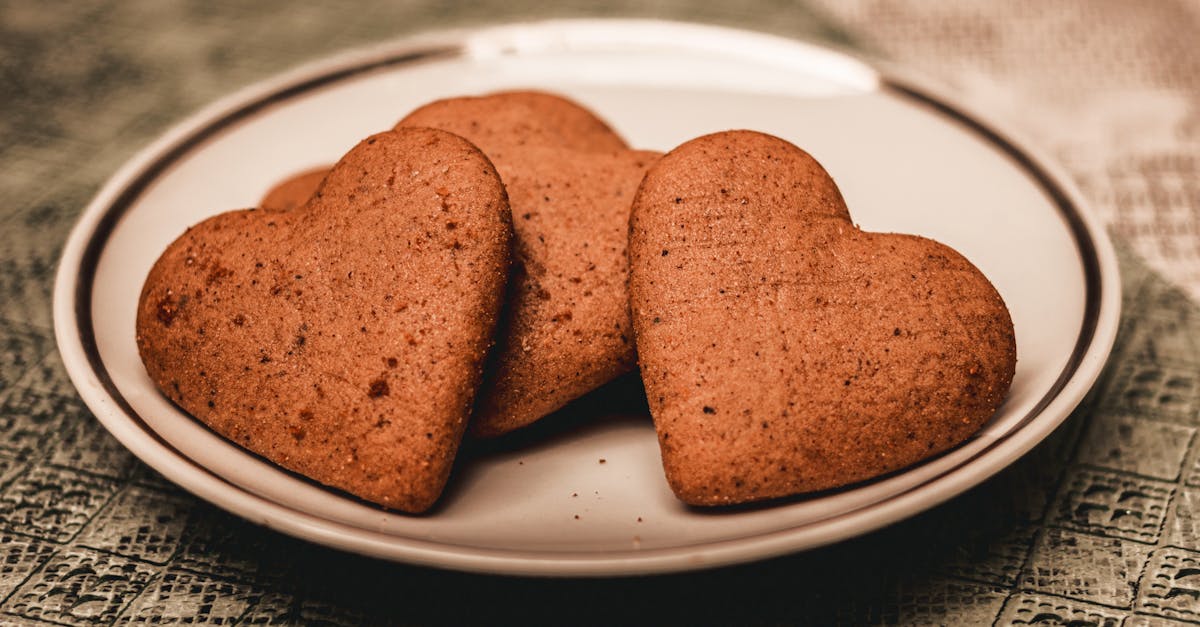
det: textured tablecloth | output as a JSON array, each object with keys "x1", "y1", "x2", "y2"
[{"x1": 2, "y1": 2, "x2": 1199, "y2": 624}]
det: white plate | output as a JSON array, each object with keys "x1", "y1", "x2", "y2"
[{"x1": 54, "y1": 19, "x2": 1120, "y2": 576}]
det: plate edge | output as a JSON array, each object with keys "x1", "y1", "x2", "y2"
[{"x1": 51, "y1": 18, "x2": 1122, "y2": 577}]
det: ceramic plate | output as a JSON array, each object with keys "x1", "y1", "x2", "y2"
[{"x1": 54, "y1": 19, "x2": 1120, "y2": 576}]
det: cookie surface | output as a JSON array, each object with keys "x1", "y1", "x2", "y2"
[
  {"x1": 395, "y1": 92, "x2": 657, "y2": 436},
  {"x1": 136, "y1": 128, "x2": 511, "y2": 512},
  {"x1": 629, "y1": 130, "x2": 1016, "y2": 506}
]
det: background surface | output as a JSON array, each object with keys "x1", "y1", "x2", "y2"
[{"x1": 2, "y1": 1, "x2": 1199, "y2": 624}]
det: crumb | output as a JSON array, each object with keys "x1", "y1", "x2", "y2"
[
  {"x1": 598, "y1": 458, "x2": 606, "y2": 464},
  {"x1": 367, "y1": 378, "x2": 389, "y2": 398}
]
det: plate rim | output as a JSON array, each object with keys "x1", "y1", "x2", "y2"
[{"x1": 52, "y1": 18, "x2": 1121, "y2": 576}]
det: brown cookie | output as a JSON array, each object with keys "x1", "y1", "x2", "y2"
[
  {"x1": 252, "y1": 91, "x2": 652, "y2": 436},
  {"x1": 259, "y1": 167, "x2": 328, "y2": 212},
  {"x1": 463, "y1": 147, "x2": 660, "y2": 436},
  {"x1": 628, "y1": 130, "x2": 1016, "y2": 506},
  {"x1": 136, "y1": 128, "x2": 512, "y2": 512},
  {"x1": 395, "y1": 93, "x2": 657, "y2": 436}
]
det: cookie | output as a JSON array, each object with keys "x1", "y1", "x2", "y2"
[
  {"x1": 628, "y1": 130, "x2": 1016, "y2": 506},
  {"x1": 395, "y1": 92, "x2": 657, "y2": 436},
  {"x1": 462, "y1": 147, "x2": 660, "y2": 436},
  {"x1": 259, "y1": 167, "x2": 328, "y2": 212},
  {"x1": 251, "y1": 91, "x2": 653, "y2": 436},
  {"x1": 136, "y1": 127, "x2": 512, "y2": 512}
]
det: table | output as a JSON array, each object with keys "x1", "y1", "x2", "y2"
[{"x1": 2, "y1": 1, "x2": 1198, "y2": 624}]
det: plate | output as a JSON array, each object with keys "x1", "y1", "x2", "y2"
[{"x1": 54, "y1": 19, "x2": 1120, "y2": 576}]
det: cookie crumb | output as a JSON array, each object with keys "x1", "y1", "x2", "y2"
[
  {"x1": 156, "y1": 296, "x2": 178, "y2": 326},
  {"x1": 367, "y1": 378, "x2": 390, "y2": 398}
]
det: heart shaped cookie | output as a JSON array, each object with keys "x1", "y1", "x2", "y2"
[
  {"x1": 136, "y1": 128, "x2": 512, "y2": 512},
  {"x1": 396, "y1": 92, "x2": 659, "y2": 436},
  {"x1": 259, "y1": 91, "x2": 658, "y2": 437},
  {"x1": 460, "y1": 146, "x2": 660, "y2": 436},
  {"x1": 628, "y1": 130, "x2": 1016, "y2": 506}
]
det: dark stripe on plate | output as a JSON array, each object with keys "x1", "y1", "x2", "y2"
[{"x1": 883, "y1": 77, "x2": 1104, "y2": 439}]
